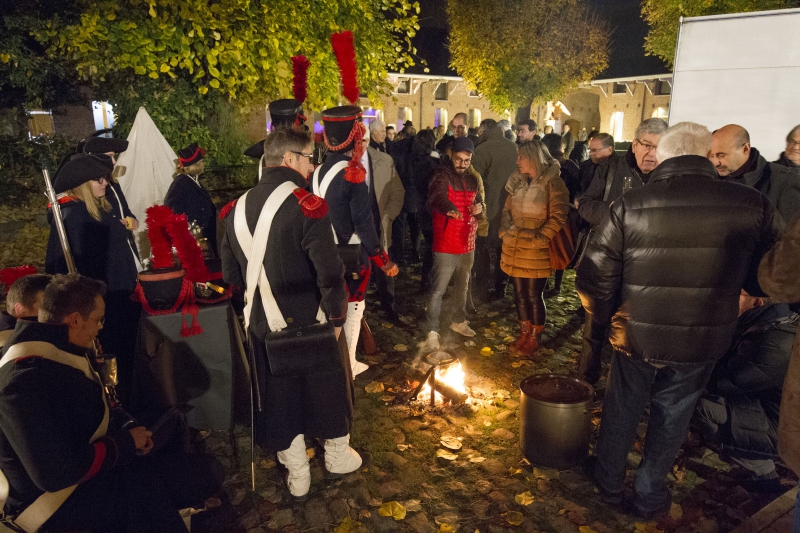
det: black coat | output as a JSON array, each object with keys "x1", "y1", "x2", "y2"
[
  {"x1": 722, "y1": 148, "x2": 800, "y2": 225},
  {"x1": 164, "y1": 174, "x2": 218, "y2": 256},
  {"x1": 577, "y1": 158, "x2": 599, "y2": 196},
  {"x1": 576, "y1": 155, "x2": 783, "y2": 367},
  {"x1": 558, "y1": 157, "x2": 580, "y2": 204},
  {"x1": 774, "y1": 152, "x2": 800, "y2": 178},
  {"x1": 408, "y1": 152, "x2": 441, "y2": 232},
  {"x1": 220, "y1": 166, "x2": 352, "y2": 451},
  {"x1": 45, "y1": 199, "x2": 138, "y2": 293},
  {"x1": 707, "y1": 303, "x2": 798, "y2": 459},
  {"x1": 0, "y1": 320, "x2": 137, "y2": 510},
  {"x1": 318, "y1": 152, "x2": 384, "y2": 300},
  {"x1": 578, "y1": 148, "x2": 648, "y2": 227}
]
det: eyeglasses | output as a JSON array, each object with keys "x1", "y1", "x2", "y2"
[
  {"x1": 788, "y1": 140, "x2": 800, "y2": 147},
  {"x1": 635, "y1": 139, "x2": 657, "y2": 153},
  {"x1": 589, "y1": 147, "x2": 611, "y2": 154},
  {"x1": 92, "y1": 177, "x2": 108, "y2": 184},
  {"x1": 453, "y1": 156, "x2": 472, "y2": 165},
  {"x1": 291, "y1": 151, "x2": 314, "y2": 160}
]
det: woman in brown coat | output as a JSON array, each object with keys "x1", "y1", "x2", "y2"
[{"x1": 499, "y1": 140, "x2": 569, "y2": 356}]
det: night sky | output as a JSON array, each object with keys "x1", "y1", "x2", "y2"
[{"x1": 408, "y1": 0, "x2": 669, "y2": 79}]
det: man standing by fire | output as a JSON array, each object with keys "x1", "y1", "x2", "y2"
[{"x1": 313, "y1": 32, "x2": 398, "y2": 378}]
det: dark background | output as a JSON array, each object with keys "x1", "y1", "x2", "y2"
[{"x1": 408, "y1": 0, "x2": 669, "y2": 78}]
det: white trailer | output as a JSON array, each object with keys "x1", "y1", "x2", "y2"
[{"x1": 668, "y1": 8, "x2": 800, "y2": 161}]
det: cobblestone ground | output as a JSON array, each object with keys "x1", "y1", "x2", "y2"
[{"x1": 195, "y1": 265, "x2": 798, "y2": 533}]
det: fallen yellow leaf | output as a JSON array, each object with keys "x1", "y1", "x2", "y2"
[
  {"x1": 365, "y1": 381, "x2": 384, "y2": 394},
  {"x1": 382, "y1": 323, "x2": 394, "y2": 329},
  {"x1": 394, "y1": 344, "x2": 408, "y2": 352},
  {"x1": 436, "y1": 449, "x2": 458, "y2": 460},
  {"x1": 502, "y1": 511, "x2": 524, "y2": 526},
  {"x1": 515, "y1": 491, "x2": 535, "y2": 506},
  {"x1": 480, "y1": 347, "x2": 494, "y2": 357},
  {"x1": 378, "y1": 501, "x2": 406, "y2": 520},
  {"x1": 334, "y1": 516, "x2": 358, "y2": 533},
  {"x1": 438, "y1": 525, "x2": 455, "y2": 533},
  {"x1": 440, "y1": 436, "x2": 462, "y2": 450},
  {"x1": 579, "y1": 527, "x2": 598, "y2": 533}
]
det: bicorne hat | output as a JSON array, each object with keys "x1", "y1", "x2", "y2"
[
  {"x1": 178, "y1": 143, "x2": 206, "y2": 167},
  {"x1": 78, "y1": 129, "x2": 129, "y2": 155},
  {"x1": 53, "y1": 153, "x2": 115, "y2": 194}
]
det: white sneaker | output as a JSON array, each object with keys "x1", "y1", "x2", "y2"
[
  {"x1": 450, "y1": 320, "x2": 476, "y2": 337},
  {"x1": 421, "y1": 330, "x2": 440, "y2": 353}
]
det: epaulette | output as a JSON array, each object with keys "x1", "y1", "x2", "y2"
[
  {"x1": 343, "y1": 161, "x2": 366, "y2": 184},
  {"x1": 293, "y1": 188, "x2": 328, "y2": 219},
  {"x1": 219, "y1": 199, "x2": 237, "y2": 220}
]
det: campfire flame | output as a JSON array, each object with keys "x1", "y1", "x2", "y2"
[{"x1": 417, "y1": 361, "x2": 469, "y2": 404}]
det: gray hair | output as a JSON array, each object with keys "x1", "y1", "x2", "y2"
[
  {"x1": 369, "y1": 120, "x2": 385, "y2": 133},
  {"x1": 497, "y1": 119, "x2": 512, "y2": 131},
  {"x1": 635, "y1": 118, "x2": 668, "y2": 141},
  {"x1": 655, "y1": 121, "x2": 711, "y2": 163},
  {"x1": 787, "y1": 124, "x2": 800, "y2": 143}
]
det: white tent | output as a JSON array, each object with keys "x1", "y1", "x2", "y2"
[{"x1": 113, "y1": 107, "x2": 178, "y2": 259}]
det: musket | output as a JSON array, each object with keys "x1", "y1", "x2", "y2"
[{"x1": 42, "y1": 168, "x2": 76, "y2": 274}]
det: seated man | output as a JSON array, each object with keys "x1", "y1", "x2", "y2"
[
  {"x1": 692, "y1": 290, "x2": 797, "y2": 492},
  {"x1": 0, "y1": 274, "x2": 223, "y2": 532},
  {"x1": 0, "y1": 272, "x2": 50, "y2": 347}
]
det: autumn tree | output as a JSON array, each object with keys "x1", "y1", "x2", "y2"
[
  {"x1": 447, "y1": 0, "x2": 608, "y2": 113},
  {"x1": 642, "y1": 0, "x2": 799, "y2": 67}
]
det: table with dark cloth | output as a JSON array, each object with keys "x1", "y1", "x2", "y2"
[{"x1": 132, "y1": 301, "x2": 250, "y2": 431}]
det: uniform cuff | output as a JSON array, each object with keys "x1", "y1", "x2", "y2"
[{"x1": 369, "y1": 250, "x2": 390, "y2": 268}]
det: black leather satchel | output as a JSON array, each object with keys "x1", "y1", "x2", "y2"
[
  {"x1": 264, "y1": 321, "x2": 343, "y2": 376},
  {"x1": 337, "y1": 243, "x2": 362, "y2": 273}
]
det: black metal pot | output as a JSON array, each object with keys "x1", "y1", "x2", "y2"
[{"x1": 519, "y1": 374, "x2": 594, "y2": 470}]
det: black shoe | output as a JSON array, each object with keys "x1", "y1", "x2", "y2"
[
  {"x1": 544, "y1": 288, "x2": 561, "y2": 299},
  {"x1": 742, "y1": 471, "x2": 783, "y2": 493},
  {"x1": 629, "y1": 497, "x2": 672, "y2": 521},
  {"x1": 584, "y1": 456, "x2": 623, "y2": 505}
]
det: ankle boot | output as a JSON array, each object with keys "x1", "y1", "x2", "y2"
[
  {"x1": 510, "y1": 321, "x2": 532, "y2": 354},
  {"x1": 276, "y1": 434, "x2": 310, "y2": 500},
  {"x1": 324, "y1": 434, "x2": 363, "y2": 479},
  {"x1": 519, "y1": 325, "x2": 545, "y2": 358}
]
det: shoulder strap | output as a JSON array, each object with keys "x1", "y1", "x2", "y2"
[
  {"x1": 312, "y1": 162, "x2": 362, "y2": 246},
  {"x1": 601, "y1": 160, "x2": 616, "y2": 202},
  {"x1": 0, "y1": 342, "x2": 109, "y2": 532}
]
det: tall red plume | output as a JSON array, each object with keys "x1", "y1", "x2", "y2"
[
  {"x1": 0, "y1": 266, "x2": 37, "y2": 292},
  {"x1": 291, "y1": 55, "x2": 309, "y2": 104},
  {"x1": 330, "y1": 31, "x2": 359, "y2": 104}
]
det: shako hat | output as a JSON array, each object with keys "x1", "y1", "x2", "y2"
[
  {"x1": 244, "y1": 139, "x2": 267, "y2": 160},
  {"x1": 53, "y1": 153, "x2": 114, "y2": 194},
  {"x1": 321, "y1": 105, "x2": 363, "y2": 153},
  {"x1": 269, "y1": 99, "x2": 305, "y2": 130},
  {"x1": 178, "y1": 143, "x2": 206, "y2": 167}
]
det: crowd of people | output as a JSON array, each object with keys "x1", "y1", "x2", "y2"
[{"x1": 3, "y1": 97, "x2": 800, "y2": 530}]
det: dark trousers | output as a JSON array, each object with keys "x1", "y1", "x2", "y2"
[
  {"x1": 511, "y1": 277, "x2": 547, "y2": 324},
  {"x1": 44, "y1": 452, "x2": 223, "y2": 532},
  {"x1": 390, "y1": 209, "x2": 420, "y2": 263},
  {"x1": 371, "y1": 262, "x2": 396, "y2": 311},
  {"x1": 580, "y1": 312, "x2": 608, "y2": 384},
  {"x1": 472, "y1": 237, "x2": 507, "y2": 299},
  {"x1": 593, "y1": 352, "x2": 714, "y2": 513}
]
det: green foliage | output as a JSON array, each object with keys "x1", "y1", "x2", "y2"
[
  {"x1": 0, "y1": 131, "x2": 74, "y2": 200},
  {"x1": 0, "y1": 1, "x2": 86, "y2": 109},
  {"x1": 642, "y1": 0, "x2": 798, "y2": 67},
  {"x1": 43, "y1": 0, "x2": 421, "y2": 111},
  {"x1": 447, "y1": 0, "x2": 609, "y2": 111}
]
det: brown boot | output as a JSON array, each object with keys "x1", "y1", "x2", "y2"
[
  {"x1": 509, "y1": 321, "x2": 532, "y2": 355},
  {"x1": 519, "y1": 325, "x2": 545, "y2": 358}
]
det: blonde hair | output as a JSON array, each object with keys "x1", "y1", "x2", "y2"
[
  {"x1": 177, "y1": 160, "x2": 205, "y2": 176},
  {"x1": 518, "y1": 139, "x2": 556, "y2": 177},
  {"x1": 70, "y1": 181, "x2": 111, "y2": 222}
]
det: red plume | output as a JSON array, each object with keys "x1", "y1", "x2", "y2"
[
  {"x1": 330, "y1": 31, "x2": 359, "y2": 104},
  {"x1": 291, "y1": 55, "x2": 309, "y2": 104},
  {"x1": 0, "y1": 266, "x2": 37, "y2": 292}
]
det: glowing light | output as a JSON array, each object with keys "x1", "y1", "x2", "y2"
[{"x1": 417, "y1": 361, "x2": 469, "y2": 405}]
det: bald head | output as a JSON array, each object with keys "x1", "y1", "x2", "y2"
[{"x1": 710, "y1": 124, "x2": 751, "y2": 176}]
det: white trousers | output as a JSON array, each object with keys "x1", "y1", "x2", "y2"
[{"x1": 342, "y1": 300, "x2": 368, "y2": 377}]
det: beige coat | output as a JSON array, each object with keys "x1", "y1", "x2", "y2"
[
  {"x1": 759, "y1": 213, "x2": 800, "y2": 475},
  {"x1": 499, "y1": 161, "x2": 569, "y2": 278},
  {"x1": 368, "y1": 146, "x2": 405, "y2": 249}
]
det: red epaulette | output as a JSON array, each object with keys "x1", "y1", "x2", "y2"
[
  {"x1": 219, "y1": 199, "x2": 237, "y2": 220},
  {"x1": 46, "y1": 195, "x2": 79, "y2": 209},
  {"x1": 292, "y1": 188, "x2": 328, "y2": 219},
  {"x1": 343, "y1": 161, "x2": 366, "y2": 184}
]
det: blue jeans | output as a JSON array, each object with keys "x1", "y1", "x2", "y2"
[
  {"x1": 594, "y1": 352, "x2": 714, "y2": 513},
  {"x1": 426, "y1": 251, "x2": 474, "y2": 332}
]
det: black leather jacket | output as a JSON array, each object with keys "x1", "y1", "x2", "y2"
[{"x1": 576, "y1": 155, "x2": 783, "y2": 367}]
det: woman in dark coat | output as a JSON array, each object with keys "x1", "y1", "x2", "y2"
[
  {"x1": 164, "y1": 143, "x2": 217, "y2": 256},
  {"x1": 45, "y1": 153, "x2": 141, "y2": 399}
]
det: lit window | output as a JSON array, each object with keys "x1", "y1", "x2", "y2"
[
  {"x1": 28, "y1": 110, "x2": 54, "y2": 138},
  {"x1": 652, "y1": 107, "x2": 669, "y2": 120},
  {"x1": 435, "y1": 108, "x2": 449, "y2": 128},
  {"x1": 610, "y1": 111, "x2": 624, "y2": 141},
  {"x1": 397, "y1": 107, "x2": 412, "y2": 130},
  {"x1": 468, "y1": 109, "x2": 481, "y2": 129},
  {"x1": 396, "y1": 79, "x2": 410, "y2": 94},
  {"x1": 92, "y1": 101, "x2": 115, "y2": 131}
]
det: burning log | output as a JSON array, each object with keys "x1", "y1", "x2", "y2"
[{"x1": 432, "y1": 380, "x2": 468, "y2": 405}]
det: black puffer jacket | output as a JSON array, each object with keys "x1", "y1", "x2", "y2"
[
  {"x1": 576, "y1": 155, "x2": 783, "y2": 367},
  {"x1": 707, "y1": 303, "x2": 798, "y2": 459}
]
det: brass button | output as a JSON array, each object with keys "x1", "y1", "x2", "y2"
[{"x1": 287, "y1": 317, "x2": 294, "y2": 324}]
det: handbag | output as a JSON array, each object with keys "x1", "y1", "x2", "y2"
[
  {"x1": 549, "y1": 206, "x2": 580, "y2": 270},
  {"x1": 234, "y1": 182, "x2": 342, "y2": 377},
  {"x1": 312, "y1": 161, "x2": 363, "y2": 273}
]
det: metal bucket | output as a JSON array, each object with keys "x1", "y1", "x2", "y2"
[{"x1": 519, "y1": 374, "x2": 594, "y2": 470}]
